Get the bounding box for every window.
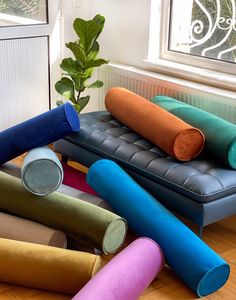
[169,0,236,64]
[0,0,48,27]
[147,0,236,87]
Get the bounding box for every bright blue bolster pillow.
[0,103,80,165]
[87,159,230,297]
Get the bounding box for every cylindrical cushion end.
[64,102,80,131]
[91,256,102,277]
[228,140,236,169]
[197,264,230,297]
[21,147,63,196]
[174,128,205,160]
[103,218,127,254]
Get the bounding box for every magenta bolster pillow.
[72,237,164,300]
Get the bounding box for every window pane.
[169,0,236,63]
[0,0,47,26]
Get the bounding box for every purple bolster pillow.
[72,237,164,300]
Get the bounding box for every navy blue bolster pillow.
[0,103,80,165]
[87,159,230,297]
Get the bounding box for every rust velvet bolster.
[105,88,205,161]
[0,238,100,294]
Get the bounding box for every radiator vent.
[97,63,236,124]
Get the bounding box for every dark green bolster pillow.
[0,172,127,254]
[151,95,236,168]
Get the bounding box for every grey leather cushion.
[65,111,236,203]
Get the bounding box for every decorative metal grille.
[169,0,236,63]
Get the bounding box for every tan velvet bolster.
[0,212,67,248]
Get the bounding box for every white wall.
[63,1,91,55]
[89,0,151,68]
[62,0,151,67]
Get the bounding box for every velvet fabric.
[21,146,63,195]
[73,238,164,300]
[151,95,236,168]
[87,159,230,297]
[0,172,127,254]
[0,238,100,294]
[105,87,205,161]
[0,212,67,248]
[62,162,97,195]
[0,162,112,211]
[0,103,80,165]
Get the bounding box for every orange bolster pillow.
[105,88,205,161]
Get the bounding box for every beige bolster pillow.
[0,212,67,248]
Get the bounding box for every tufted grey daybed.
[54,111,236,235]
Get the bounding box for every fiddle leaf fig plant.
[55,14,108,113]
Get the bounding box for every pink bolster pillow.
[72,237,164,300]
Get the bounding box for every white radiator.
[97,63,236,124]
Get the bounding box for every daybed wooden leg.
[198,226,203,238]
[61,155,68,164]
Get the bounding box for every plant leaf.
[77,95,90,113]
[66,42,86,66]
[87,80,104,88]
[93,14,105,38]
[85,58,109,69]
[55,77,76,103]
[71,75,82,92]
[73,18,100,54]
[87,41,99,60]
[60,58,81,75]
[56,100,64,106]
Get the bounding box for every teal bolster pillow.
[151,95,236,169]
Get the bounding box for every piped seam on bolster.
[102,218,128,254]
[173,128,205,161]
[196,263,230,297]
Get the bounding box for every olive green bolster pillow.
[151,95,236,168]
[0,172,127,254]
[0,212,67,248]
[0,238,100,294]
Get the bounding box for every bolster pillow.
[73,238,164,300]
[151,95,236,168]
[0,172,127,254]
[87,159,230,297]
[105,87,205,161]
[0,238,100,294]
[0,212,67,248]
[21,146,64,196]
[0,103,80,165]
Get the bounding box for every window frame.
[144,0,236,91]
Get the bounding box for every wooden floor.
[0,157,236,299]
